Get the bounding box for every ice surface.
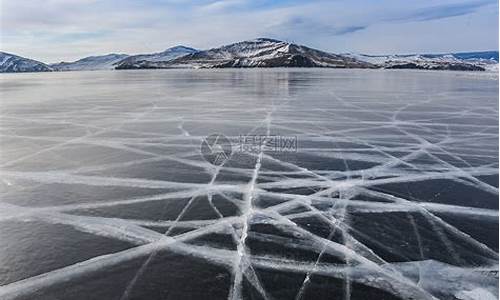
[0,69,498,300]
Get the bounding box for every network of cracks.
[0,70,498,300]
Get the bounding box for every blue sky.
[0,0,498,62]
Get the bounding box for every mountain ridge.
[114,46,198,69]
[0,52,53,73]
[51,53,129,71]
[1,39,498,73]
[127,38,376,69]
[346,52,498,72]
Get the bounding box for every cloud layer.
[0,0,498,62]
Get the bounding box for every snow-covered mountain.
[140,38,375,69]
[51,53,129,71]
[430,51,498,61]
[347,51,499,71]
[115,46,198,69]
[2,44,497,72]
[0,52,52,73]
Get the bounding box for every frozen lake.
[0,69,498,300]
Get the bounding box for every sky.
[0,0,498,63]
